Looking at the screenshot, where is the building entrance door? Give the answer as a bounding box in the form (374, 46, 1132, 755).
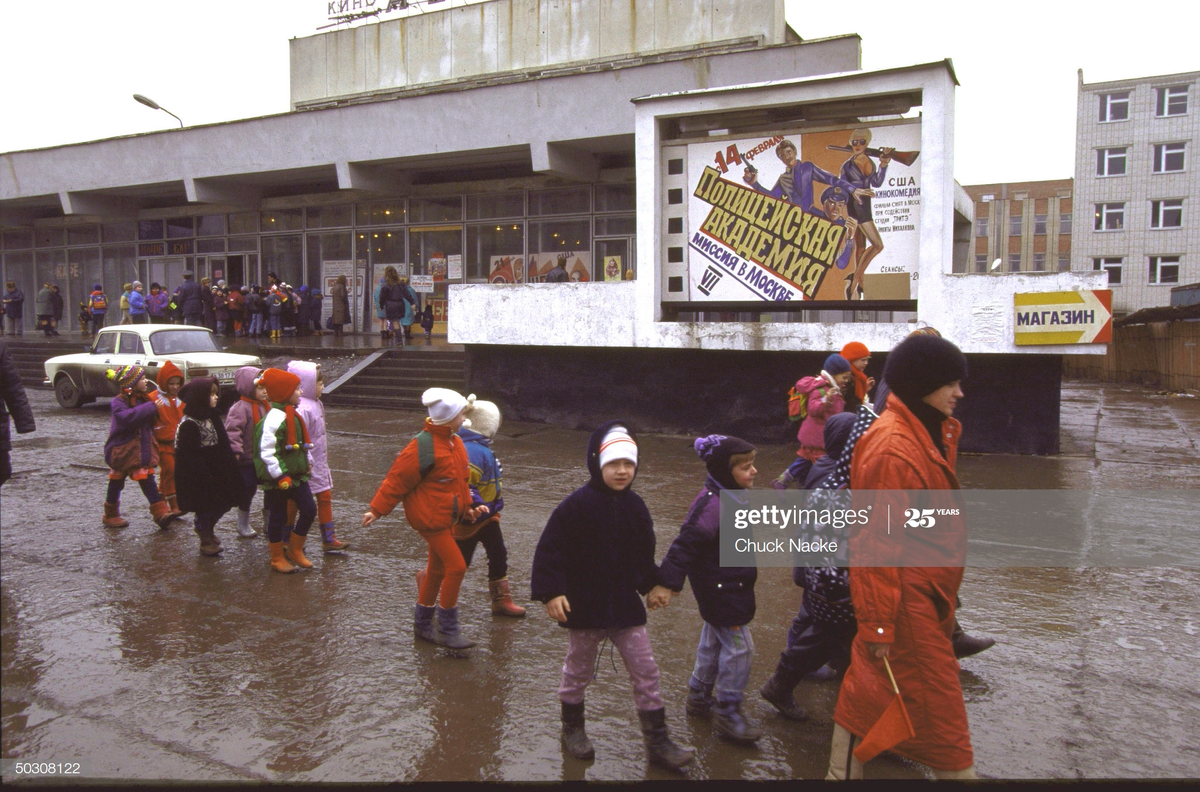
(140, 257, 187, 295)
(594, 237, 635, 281)
(409, 225, 463, 329)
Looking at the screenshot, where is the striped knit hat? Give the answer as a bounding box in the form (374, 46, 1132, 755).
(598, 425, 638, 468)
(106, 364, 144, 393)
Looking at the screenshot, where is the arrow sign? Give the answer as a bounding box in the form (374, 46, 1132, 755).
(1014, 290, 1113, 345)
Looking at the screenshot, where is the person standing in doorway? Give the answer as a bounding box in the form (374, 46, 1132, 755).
(3, 282, 25, 336)
(177, 272, 204, 327)
(330, 275, 350, 339)
(36, 283, 56, 336)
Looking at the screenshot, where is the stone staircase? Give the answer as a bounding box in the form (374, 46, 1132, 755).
(324, 346, 469, 411)
(4, 339, 87, 388)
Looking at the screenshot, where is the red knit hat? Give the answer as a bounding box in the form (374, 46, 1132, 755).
(157, 360, 184, 387)
(257, 368, 300, 403)
(840, 341, 870, 363)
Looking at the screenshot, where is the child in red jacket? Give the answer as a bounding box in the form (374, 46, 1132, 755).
(362, 388, 488, 649)
(153, 361, 186, 519)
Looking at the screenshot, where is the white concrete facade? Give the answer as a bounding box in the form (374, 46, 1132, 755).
(450, 62, 1108, 355)
(1072, 70, 1200, 316)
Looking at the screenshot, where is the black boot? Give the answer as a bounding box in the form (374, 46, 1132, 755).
(637, 708, 694, 771)
(685, 679, 714, 717)
(952, 620, 996, 659)
(759, 667, 809, 721)
(560, 701, 595, 760)
(714, 699, 763, 744)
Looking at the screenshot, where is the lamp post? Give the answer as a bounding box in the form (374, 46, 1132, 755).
(132, 94, 183, 128)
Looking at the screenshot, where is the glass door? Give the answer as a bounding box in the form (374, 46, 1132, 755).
(409, 225, 463, 331)
(594, 237, 635, 282)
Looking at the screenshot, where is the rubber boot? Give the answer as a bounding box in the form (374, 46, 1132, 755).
(685, 679, 714, 717)
(760, 667, 809, 721)
(560, 701, 595, 760)
(488, 577, 526, 617)
(638, 708, 694, 770)
(952, 620, 996, 659)
(286, 533, 313, 569)
(235, 509, 258, 538)
(280, 525, 294, 560)
(103, 502, 129, 529)
(321, 522, 348, 551)
(149, 499, 175, 530)
(268, 541, 295, 573)
(714, 699, 763, 744)
(195, 525, 223, 556)
(433, 606, 476, 649)
(414, 603, 436, 643)
(825, 723, 864, 780)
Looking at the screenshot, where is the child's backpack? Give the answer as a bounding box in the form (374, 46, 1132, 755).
(90, 292, 108, 312)
(787, 376, 829, 422)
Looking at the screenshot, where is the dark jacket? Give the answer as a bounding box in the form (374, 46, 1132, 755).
(658, 475, 757, 627)
(3, 288, 25, 319)
(177, 279, 204, 317)
(49, 289, 64, 320)
(530, 420, 660, 629)
(175, 403, 242, 514)
(1, 341, 36, 453)
(545, 265, 569, 283)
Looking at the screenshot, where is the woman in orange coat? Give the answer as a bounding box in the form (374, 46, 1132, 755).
(828, 334, 977, 779)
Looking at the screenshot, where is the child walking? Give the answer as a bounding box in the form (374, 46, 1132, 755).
(224, 366, 268, 538)
(362, 389, 488, 649)
(283, 361, 348, 553)
(651, 434, 763, 744)
(772, 353, 852, 490)
(101, 365, 175, 529)
(453, 399, 524, 617)
(174, 377, 243, 556)
(153, 361, 186, 520)
(420, 303, 434, 341)
(254, 368, 317, 573)
(531, 422, 693, 770)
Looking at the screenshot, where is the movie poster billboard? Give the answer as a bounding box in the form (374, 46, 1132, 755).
(684, 121, 921, 302)
(490, 252, 593, 283)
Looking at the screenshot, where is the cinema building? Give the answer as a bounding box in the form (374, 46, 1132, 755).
(0, 0, 1105, 453)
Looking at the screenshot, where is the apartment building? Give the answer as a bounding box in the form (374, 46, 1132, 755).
(963, 179, 1073, 275)
(1073, 69, 1199, 316)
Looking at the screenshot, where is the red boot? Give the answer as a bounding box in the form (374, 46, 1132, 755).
(103, 502, 129, 529)
(489, 577, 527, 617)
(149, 500, 174, 529)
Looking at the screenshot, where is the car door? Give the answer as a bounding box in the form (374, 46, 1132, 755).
(83, 330, 145, 396)
(81, 330, 120, 394)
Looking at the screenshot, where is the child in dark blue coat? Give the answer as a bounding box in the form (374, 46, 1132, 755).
(531, 421, 693, 771)
(652, 434, 763, 744)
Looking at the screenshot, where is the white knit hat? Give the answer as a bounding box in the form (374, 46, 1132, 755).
(423, 388, 469, 425)
(465, 399, 501, 439)
(598, 425, 637, 468)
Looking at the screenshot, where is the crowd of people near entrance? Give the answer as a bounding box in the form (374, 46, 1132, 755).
(0, 269, 359, 340)
(87, 323, 991, 779)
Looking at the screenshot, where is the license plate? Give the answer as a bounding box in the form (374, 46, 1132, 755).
(216, 370, 235, 381)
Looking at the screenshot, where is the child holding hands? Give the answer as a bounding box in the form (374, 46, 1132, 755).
(254, 368, 317, 573)
(174, 377, 243, 556)
(531, 422, 693, 770)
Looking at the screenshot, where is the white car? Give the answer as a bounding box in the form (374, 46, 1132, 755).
(44, 325, 262, 409)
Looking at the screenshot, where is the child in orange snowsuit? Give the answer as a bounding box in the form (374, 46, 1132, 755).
(154, 361, 186, 518)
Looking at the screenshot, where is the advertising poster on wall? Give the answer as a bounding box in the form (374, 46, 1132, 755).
(447, 254, 463, 280)
(320, 260, 355, 329)
(428, 255, 447, 282)
(488, 255, 522, 283)
(411, 274, 435, 293)
(684, 121, 921, 302)
(525, 252, 592, 282)
(603, 255, 623, 282)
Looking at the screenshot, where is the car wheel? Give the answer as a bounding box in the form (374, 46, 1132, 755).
(54, 375, 86, 409)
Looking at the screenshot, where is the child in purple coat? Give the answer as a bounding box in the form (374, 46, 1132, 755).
(283, 361, 347, 552)
(223, 366, 269, 538)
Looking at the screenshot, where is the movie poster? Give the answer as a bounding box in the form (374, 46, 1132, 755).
(523, 252, 592, 282)
(488, 255, 522, 283)
(683, 121, 921, 302)
(603, 255, 623, 282)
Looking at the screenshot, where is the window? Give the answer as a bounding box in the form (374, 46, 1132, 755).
(1096, 147, 1127, 176)
(1151, 199, 1184, 229)
(1093, 257, 1122, 284)
(1009, 215, 1023, 236)
(1094, 203, 1125, 231)
(1060, 212, 1073, 234)
(1155, 86, 1188, 117)
(975, 216, 989, 237)
(1033, 253, 1046, 271)
(261, 208, 303, 232)
(466, 193, 523, 220)
(165, 217, 193, 238)
(975, 254, 988, 273)
(117, 332, 145, 355)
(1153, 143, 1186, 173)
(1148, 256, 1180, 284)
(93, 332, 117, 354)
(1058, 255, 1071, 272)
(1034, 214, 1048, 235)
(1099, 92, 1130, 122)
(356, 201, 405, 226)
(980, 193, 994, 202)
(1009, 252, 1021, 271)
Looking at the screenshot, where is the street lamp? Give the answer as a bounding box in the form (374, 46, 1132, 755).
(132, 94, 183, 128)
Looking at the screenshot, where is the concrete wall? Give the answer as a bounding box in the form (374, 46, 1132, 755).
(291, 0, 789, 107)
(1064, 320, 1200, 392)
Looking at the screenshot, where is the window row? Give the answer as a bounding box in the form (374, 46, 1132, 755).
(1093, 199, 1185, 231)
(975, 213, 1072, 237)
(0, 185, 638, 251)
(1099, 85, 1189, 122)
(974, 253, 1070, 273)
(1095, 142, 1187, 176)
(1092, 256, 1182, 285)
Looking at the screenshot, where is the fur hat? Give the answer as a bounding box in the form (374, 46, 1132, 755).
(883, 334, 968, 404)
(257, 368, 301, 404)
(466, 399, 501, 439)
(423, 388, 469, 425)
(598, 425, 638, 468)
(840, 342, 870, 363)
(107, 364, 144, 392)
(694, 434, 755, 490)
(823, 353, 851, 375)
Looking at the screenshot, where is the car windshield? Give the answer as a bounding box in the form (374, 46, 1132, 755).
(148, 329, 222, 355)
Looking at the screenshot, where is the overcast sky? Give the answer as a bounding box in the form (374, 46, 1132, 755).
(1, 0, 1194, 187)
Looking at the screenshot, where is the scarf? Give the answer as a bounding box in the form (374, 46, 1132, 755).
(240, 395, 270, 425)
(851, 368, 869, 402)
(273, 402, 312, 451)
